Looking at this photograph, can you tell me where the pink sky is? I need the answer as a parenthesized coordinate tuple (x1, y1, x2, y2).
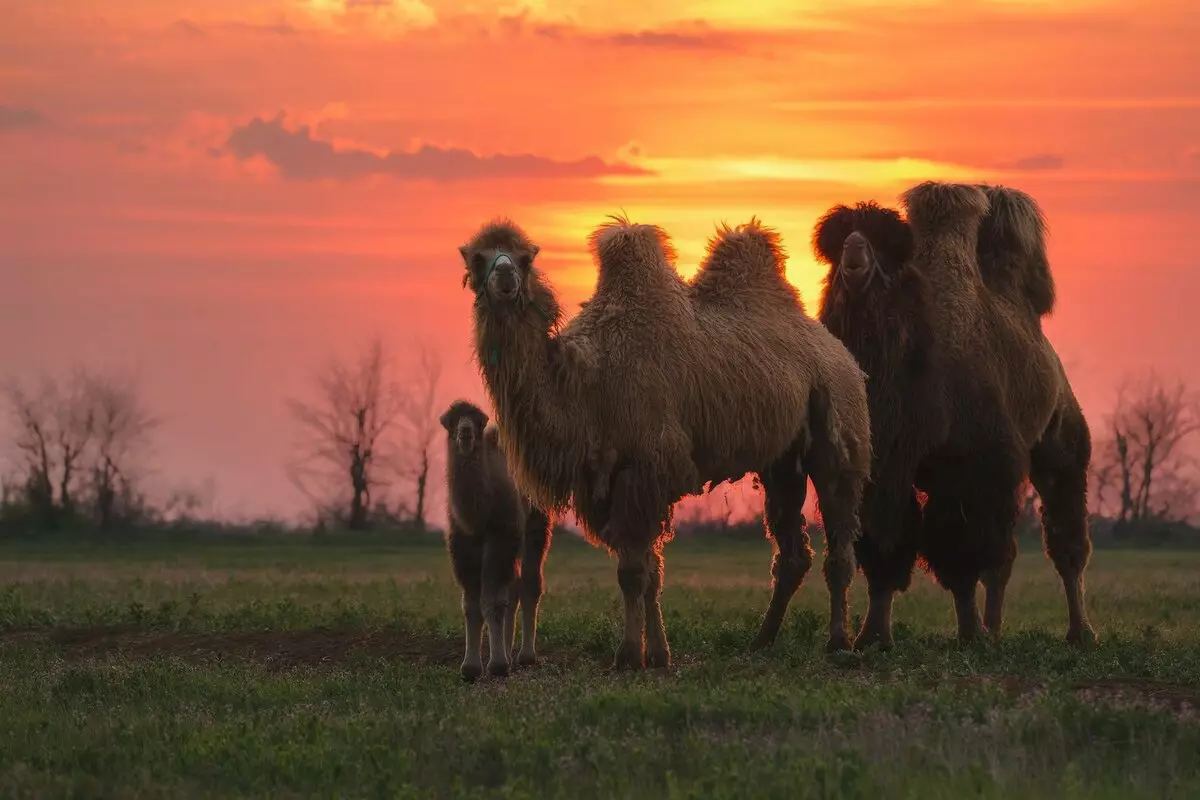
(1, 0, 1198, 522)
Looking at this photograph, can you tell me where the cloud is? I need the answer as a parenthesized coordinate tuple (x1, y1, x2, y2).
(496, 13, 743, 51)
(0, 105, 45, 132)
(1006, 154, 1067, 171)
(222, 114, 651, 182)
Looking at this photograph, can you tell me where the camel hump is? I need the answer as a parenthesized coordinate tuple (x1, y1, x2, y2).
(976, 184, 1056, 316)
(901, 181, 990, 238)
(587, 214, 677, 280)
(692, 218, 791, 298)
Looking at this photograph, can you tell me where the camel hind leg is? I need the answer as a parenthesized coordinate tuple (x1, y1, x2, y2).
(643, 543, 670, 668)
(1030, 397, 1097, 646)
(481, 534, 521, 677)
(807, 443, 867, 652)
(750, 439, 814, 651)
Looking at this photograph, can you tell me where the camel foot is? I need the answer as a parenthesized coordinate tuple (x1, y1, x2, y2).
(646, 646, 671, 670)
(1066, 624, 1098, 649)
(853, 626, 894, 651)
(486, 659, 511, 678)
(517, 649, 539, 668)
(612, 641, 645, 671)
(825, 632, 853, 654)
(461, 661, 483, 683)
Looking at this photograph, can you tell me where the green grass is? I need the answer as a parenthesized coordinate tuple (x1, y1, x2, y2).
(1, 532, 1198, 798)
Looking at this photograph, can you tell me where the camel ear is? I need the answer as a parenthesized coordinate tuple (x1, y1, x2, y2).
(439, 409, 454, 431)
(812, 205, 856, 267)
(474, 408, 490, 428)
(458, 245, 470, 266)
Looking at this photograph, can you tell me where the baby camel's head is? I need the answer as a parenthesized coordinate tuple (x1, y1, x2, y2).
(439, 400, 490, 459)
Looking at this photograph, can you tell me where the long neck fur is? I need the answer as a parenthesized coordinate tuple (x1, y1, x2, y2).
(472, 275, 587, 513)
(819, 266, 938, 460)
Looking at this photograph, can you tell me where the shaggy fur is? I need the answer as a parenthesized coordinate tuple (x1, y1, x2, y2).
(441, 399, 552, 681)
(459, 215, 872, 669)
(814, 182, 1096, 648)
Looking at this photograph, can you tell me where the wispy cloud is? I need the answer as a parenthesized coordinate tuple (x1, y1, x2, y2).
(222, 114, 650, 182)
(1007, 154, 1066, 171)
(0, 105, 45, 132)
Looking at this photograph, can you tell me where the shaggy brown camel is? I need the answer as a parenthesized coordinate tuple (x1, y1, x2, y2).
(813, 181, 1096, 648)
(458, 216, 872, 669)
(441, 399, 552, 680)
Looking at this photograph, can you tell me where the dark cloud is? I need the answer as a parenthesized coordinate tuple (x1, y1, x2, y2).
(223, 114, 651, 182)
(1006, 154, 1066, 171)
(496, 13, 741, 51)
(0, 105, 45, 132)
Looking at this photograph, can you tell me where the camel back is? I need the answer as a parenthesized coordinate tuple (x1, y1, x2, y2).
(975, 184, 1056, 316)
(689, 219, 800, 307)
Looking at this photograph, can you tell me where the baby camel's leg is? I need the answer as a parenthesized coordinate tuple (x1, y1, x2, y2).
(481, 533, 521, 678)
(517, 507, 552, 667)
(447, 525, 485, 682)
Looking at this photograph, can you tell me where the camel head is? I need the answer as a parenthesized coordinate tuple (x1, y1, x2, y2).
(440, 399, 490, 459)
(458, 218, 542, 314)
(813, 201, 913, 297)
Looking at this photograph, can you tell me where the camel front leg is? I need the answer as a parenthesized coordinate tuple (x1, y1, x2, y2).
(481, 537, 520, 677)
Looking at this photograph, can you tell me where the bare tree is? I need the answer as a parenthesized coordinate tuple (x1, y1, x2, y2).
(3, 368, 157, 529)
(1092, 371, 1200, 527)
(84, 370, 159, 529)
(395, 342, 443, 531)
(286, 337, 406, 530)
(2, 377, 58, 523)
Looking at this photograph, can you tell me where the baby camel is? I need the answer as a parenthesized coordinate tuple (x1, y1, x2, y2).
(441, 399, 552, 681)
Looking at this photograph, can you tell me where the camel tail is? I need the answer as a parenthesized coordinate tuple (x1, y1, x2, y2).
(976, 184, 1056, 316)
(901, 181, 990, 238)
(587, 214, 677, 278)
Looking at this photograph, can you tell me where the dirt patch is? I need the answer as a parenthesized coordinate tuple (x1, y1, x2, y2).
(1072, 678, 1200, 717)
(2, 626, 463, 671)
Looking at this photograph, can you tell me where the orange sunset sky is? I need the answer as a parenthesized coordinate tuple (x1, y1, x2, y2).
(2, 0, 1198, 522)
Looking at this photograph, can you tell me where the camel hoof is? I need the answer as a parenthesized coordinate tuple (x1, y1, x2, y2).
(612, 642, 645, 671)
(748, 633, 776, 652)
(487, 660, 511, 678)
(852, 630, 893, 652)
(825, 633, 853, 654)
(461, 662, 483, 683)
(1067, 626, 1098, 649)
(517, 650, 539, 668)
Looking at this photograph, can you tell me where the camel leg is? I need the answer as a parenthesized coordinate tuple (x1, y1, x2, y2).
(614, 544, 650, 670)
(517, 508, 551, 667)
(751, 446, 814, 651)
(853, 486, 922, 650)
(921, 489, 984, 643)
(982, 530, 1018, 635)
(922, 446, 1023, 644)
(481, 535, 520, 678)
(643, 544, 670, 668)
(810, 471, 862, 653)
(503, 571, 520, 659)
(447, 525, 485, 682)
(1030, 400, 1097, 646)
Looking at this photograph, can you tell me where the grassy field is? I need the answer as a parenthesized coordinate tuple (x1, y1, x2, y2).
(0, 531, 1198, 799)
